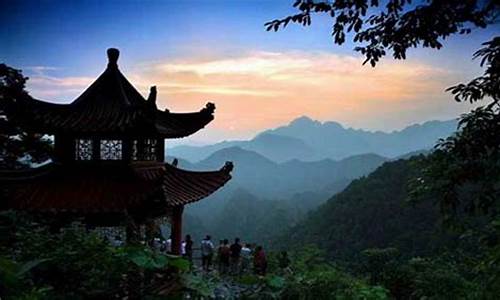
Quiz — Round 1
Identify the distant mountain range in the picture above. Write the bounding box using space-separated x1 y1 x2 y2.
168 146 387 201
170 116 456 241
169 116 457 162
172 144 389 240
177 146 390 243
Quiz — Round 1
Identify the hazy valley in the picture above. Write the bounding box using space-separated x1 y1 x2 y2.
167 116 456 244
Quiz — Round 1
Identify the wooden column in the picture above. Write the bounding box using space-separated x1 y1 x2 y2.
157 138 165 162
122 138 132 162
92 138 100 160
171 205 184 255
54 134 73 163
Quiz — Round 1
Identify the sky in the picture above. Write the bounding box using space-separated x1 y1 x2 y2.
1 0 498 145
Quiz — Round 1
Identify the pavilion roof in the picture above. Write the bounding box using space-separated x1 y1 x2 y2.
0 161 232 222
7 48 215 138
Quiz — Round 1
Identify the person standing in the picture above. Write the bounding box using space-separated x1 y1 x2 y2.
254 246 267 276
216 240 224 272
153 236 163 252
164 235 172 254
201 235 215 272
219 239 231 274
241 243 252 273
229 238 242 275
184 234 193 263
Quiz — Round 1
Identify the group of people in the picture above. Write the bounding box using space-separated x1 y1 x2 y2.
147 233 270 275
200 235 268 275
149 234 194 261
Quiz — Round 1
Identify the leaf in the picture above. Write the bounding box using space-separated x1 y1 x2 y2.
15 258 51 277
168 257 190 271
129 254 152 268
152 254 169 269
266 275 285 290
124 246 156 268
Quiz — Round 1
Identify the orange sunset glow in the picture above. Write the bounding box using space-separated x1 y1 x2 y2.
26 51 472 143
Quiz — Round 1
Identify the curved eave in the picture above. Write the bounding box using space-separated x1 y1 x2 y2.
0 163 161 214
0 163 56 181
162 161 233 206
154 106 215 138
1 160 233 216
9 97 216 138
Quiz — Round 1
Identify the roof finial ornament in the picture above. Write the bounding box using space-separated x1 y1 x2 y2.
221 161 234 173
147 86 157 106
202 102 215 115
107 48 120 67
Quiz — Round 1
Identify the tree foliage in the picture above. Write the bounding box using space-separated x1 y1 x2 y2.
282 158 459 260
0 64 52 169
409 38 500 221
266 0 498 67
410 106 500 220
0 212 192 299
278 158 497 298
447 37 500 104
231 245 389 299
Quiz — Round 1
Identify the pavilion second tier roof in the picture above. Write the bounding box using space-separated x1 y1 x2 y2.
7 48 215 138
0 160 232 222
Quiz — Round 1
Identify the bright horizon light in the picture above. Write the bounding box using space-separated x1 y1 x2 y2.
1 0 494 144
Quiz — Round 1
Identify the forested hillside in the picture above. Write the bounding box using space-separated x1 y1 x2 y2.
175 147 387 244
279 157 459 259
269 157 499 299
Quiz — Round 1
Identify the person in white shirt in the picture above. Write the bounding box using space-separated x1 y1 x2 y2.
201 235 215 271
153 237 162 252
181 240 186 256
241 243 252 272
165 237 172 254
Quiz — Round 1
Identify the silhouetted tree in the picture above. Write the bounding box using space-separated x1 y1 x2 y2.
0 64 52 169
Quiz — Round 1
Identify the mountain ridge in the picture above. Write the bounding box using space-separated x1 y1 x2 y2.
169 116 457 163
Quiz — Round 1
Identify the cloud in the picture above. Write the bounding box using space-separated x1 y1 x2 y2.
25 66 60 75
140 51 453 102
30 76 94 88
25 67 95 102
157 52 312 77
136 51 463 135
25 51 467 139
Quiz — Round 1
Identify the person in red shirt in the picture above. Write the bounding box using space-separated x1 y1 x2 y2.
218 239 231 274
253 246 267 276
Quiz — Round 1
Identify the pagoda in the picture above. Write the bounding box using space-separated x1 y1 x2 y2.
0 48 233 254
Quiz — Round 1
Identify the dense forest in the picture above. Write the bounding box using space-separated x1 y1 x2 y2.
275 157 499 298
282 157 454 260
